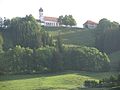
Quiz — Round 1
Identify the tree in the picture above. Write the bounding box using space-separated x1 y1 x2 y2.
62 15 69 26
56 33 63 53
68 15 76 26
58 15 64 25
63 46 110 72
58 15 76 26
3 17 11 28
51 50 64 72
0 34 3 51
3 15 42 49
97 18 111 32
0 17 3 28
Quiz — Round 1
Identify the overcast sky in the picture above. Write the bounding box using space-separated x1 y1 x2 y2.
0 0 120 27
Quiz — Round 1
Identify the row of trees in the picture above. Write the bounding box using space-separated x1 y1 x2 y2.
0 45 110 75
58 15 76 26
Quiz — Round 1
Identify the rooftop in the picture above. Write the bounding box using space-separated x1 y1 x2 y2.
84 20 97 25
44 16 58 22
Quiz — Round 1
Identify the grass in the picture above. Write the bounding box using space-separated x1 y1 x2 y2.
0 71 117 90
44 27 95 47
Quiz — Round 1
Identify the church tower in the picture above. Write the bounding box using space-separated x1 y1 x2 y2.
39 7 44 23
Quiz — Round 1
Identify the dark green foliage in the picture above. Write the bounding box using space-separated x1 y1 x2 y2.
84 74 120 89
58 15 76 26
84 80 98 88
33 47 55 73
41 31 53 47
95 18 120 54
63 46 110 72
0 34 3 51
56 33 63 52
2 46 54 74
51 50 64 72
0 17 3 28
58 15 64 25
0 45 110 74
4 46 34 74
2 15 53 49
3 15 42 49
0 16 111 75
0 51 5 75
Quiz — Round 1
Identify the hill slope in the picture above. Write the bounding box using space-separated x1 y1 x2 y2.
44 27 95 47
0 72 116 90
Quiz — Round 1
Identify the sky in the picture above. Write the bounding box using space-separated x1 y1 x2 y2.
0 0 120 27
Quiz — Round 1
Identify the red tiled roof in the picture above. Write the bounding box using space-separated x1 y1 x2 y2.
44 16 58 22
84 20 97 25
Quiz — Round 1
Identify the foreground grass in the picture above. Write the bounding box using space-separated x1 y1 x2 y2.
0 71 117 90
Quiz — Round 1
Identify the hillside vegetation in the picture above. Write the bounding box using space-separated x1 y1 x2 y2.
109 51 120 70
0 16 120 90
0 72 116 90
44 27 95 47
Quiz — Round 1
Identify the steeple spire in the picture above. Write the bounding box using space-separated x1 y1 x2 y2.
39 7 43 12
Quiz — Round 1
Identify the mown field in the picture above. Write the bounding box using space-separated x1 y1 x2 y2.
44 27 95 47
0 71 117 90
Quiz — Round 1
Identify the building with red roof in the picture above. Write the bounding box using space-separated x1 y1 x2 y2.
83 20 97 29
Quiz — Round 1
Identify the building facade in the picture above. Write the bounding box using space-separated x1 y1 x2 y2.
83 20 97 29
39 8 59 27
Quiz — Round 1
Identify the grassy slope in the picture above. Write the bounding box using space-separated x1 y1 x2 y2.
0 72 116 90
109 51 120 70
44 27 95 47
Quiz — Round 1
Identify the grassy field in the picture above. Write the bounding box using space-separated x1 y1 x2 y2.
0 71 117 90
44 27 95 47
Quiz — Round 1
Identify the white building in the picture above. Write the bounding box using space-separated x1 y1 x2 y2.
83 20 97 29
39 8 59 27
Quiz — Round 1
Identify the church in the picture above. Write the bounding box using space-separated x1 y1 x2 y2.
39 8 59 27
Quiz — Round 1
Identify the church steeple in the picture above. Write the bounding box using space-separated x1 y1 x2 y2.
39 7 44 23
39 8 43 12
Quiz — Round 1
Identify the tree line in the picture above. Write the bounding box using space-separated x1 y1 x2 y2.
0 15 110 75
0 45 110 75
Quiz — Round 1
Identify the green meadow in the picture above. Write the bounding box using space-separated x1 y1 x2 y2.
0 71 116 90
